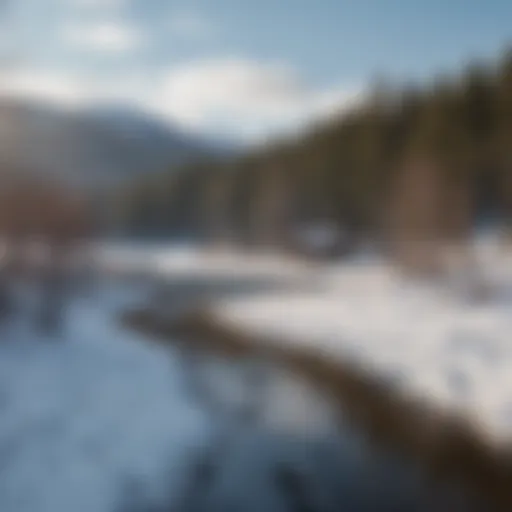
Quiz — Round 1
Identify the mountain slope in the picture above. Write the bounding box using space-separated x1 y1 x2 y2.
0 98 225 189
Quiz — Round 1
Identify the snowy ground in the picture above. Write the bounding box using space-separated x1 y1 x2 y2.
113 236 512 445
208 240 512 445
3 238 499 511
95 242 311 282
0 274 430 512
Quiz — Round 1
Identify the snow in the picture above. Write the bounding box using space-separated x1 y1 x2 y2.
95 241 309 281
90 238 512 443
6 238 503 510
0 276 417 512
201 241 512 444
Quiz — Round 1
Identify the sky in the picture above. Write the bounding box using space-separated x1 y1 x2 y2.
1 0 512 143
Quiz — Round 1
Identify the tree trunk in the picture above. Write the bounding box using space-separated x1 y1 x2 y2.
388 157 444 275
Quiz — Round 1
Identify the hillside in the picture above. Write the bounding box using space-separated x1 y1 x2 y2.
0 98 225 189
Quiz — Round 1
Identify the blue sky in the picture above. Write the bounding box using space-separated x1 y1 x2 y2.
2 0 512 142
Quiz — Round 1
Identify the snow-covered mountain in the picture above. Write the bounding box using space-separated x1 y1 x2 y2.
0 98 229 189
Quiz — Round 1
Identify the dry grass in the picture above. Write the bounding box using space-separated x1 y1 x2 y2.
122 306 512 512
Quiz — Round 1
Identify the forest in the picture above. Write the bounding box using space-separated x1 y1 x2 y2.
113 48 512 270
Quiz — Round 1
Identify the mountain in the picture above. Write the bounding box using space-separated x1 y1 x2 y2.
0 97 228 189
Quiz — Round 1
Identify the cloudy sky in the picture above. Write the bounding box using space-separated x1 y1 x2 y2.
1 0 512 143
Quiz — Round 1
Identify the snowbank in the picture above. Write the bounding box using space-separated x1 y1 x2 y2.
95 241 309 281
99 237 512 443
209 247 512 444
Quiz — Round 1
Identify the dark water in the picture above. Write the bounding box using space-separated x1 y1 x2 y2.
173 345 438 512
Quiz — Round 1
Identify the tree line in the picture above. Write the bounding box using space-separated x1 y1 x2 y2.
113 49 512 267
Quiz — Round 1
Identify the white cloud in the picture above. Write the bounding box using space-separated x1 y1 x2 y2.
167 10 216 42
150 58 362 142
61 21 143 53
